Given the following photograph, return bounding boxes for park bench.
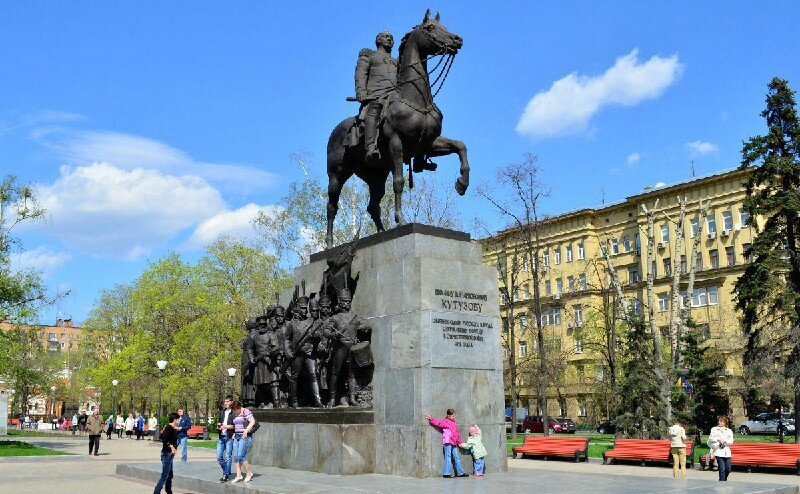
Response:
[512,436,590,462]
[700,443,800,475]
[603,438,694,468]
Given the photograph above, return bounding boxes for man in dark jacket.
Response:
[86,409,104,456]
[175,408,192,462]
[215,396,235,482]
[154,412,179,494]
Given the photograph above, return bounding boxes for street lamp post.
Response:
[155,360,168,441]
[227,367,237,397]
[112,379,119,418]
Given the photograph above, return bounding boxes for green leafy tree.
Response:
[735,77,800,439]
[615,314,666,438]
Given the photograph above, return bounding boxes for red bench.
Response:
[603,438,694,468]
[700,443,800,475]
[512,436,590,462]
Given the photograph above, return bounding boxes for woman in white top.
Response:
[124,413,135,439]
[667,420,687,479]
[148,415,158,441]
[707,415,734,481]
[115,414,125,438]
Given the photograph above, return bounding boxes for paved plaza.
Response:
[2,434,798,494]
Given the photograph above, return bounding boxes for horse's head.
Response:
[402,9,463,59]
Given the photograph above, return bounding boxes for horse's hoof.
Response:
[455,178,468,196]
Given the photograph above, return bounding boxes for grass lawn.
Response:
[507,433,796,461]
[7,429,70,438]
[188,440,217,449]
[0,440,68,457]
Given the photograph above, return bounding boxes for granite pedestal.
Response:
[250,225,507,477]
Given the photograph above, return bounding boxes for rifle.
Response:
[278,317,323,377]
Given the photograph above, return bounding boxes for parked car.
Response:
[518,416,574,434]
[596,419,616,435]
[186,424,208,439]
[554,417,577,434]
[737,412,796,435]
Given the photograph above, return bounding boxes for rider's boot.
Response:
[364,111,380,161]
[413,155,438,173]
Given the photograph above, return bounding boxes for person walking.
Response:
[215,396,235,482]
[125,413,135,439]
[136,413,145,440]
[71,413,79,435]
[116,413,125,438]
[148,414,159,441]
[708,415,734,481]
[668,419,687,479]
[229,402,255,483]
[175,408,192,462]
[78,411,88,436]
[153,412,179,494]
[105,414,115,440]
[424,409,469,478]
[86,409,104,456]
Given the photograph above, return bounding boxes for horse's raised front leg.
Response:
[427,136,470,196]
[387,133,406,226]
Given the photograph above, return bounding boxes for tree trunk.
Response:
[679,200,709,365]
[668,197,687,368]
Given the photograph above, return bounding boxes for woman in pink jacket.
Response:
[424,409,468,478]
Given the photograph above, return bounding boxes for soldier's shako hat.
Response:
[319,294,332,307]
[308,299,320,311]
[297,295,310,307]
[246,317,257,329]
[274,305,285,315]
[256,315,269,325]
[339,288,353,302]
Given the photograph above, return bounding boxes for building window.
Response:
[743,243,752,263]
[503,347,509,358]
[658,293,669,312]
[547,337,563,352]
[523,283,531,299]
[650,260,657,278]
[634,234,641,253]
[554,247,561,265]
[574,338,584,354]
[722,211,733,231]
[576,364,585,380]
[707,215,717,235]
[512,288,519,301]
[628,267,640,284]
[500,288,509,303]
[726,246,735,266]
[543,250,550,267]
[663,258,672,277]
[579,274,587,290]
[578,242,585,260]
[695,252,703,271]
[545,280,552,295]
[661,224,670,243]
[622,235,632,252]
[542,307,563,326]
[519,314,528,330]
[699,323,711,340]
[566,244,573,262]
[574,304,583,323]
[690,218,700,238]
[567,275,575,292]
[680,255,687,274]
[611,238,619,255]
[519,341,527,358]
[690,286,719,307]
[739,209,750,228]
[556,278,563,295]
[631,299,642,316]
[596,364,606,382]
[502,317,509,333]
[710,249,719,269]
[578,398,587,417]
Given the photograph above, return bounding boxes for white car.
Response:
[737,412,795,435]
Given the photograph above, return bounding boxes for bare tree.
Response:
[478,154,551,435]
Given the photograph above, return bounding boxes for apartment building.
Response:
[483,168,756,424]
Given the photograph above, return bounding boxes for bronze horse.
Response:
[325,11,470,249]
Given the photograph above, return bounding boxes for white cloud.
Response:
[36,162,226,259]
[0,110,84,137]
[186,203,282,248]
[686,140,719,156]
[516,49,684,139]
[626,152,641,165]
[32,127,278,192]
[11,246,72,275]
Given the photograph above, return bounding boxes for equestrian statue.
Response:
[326,10,469,249]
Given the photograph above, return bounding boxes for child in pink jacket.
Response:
[424,408,468,477]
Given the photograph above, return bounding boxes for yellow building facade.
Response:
[483,168,756,425]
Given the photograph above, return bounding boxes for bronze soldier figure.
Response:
[252,314,282,408]
[283,296,324,407]
[240,317,258,407]
[317,295,333,394]
[324,288,371,407]
[354,31,397,161]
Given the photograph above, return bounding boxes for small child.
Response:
[424,409,469,478]
[460,425,487,476]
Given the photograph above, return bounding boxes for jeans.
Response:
[442,443,465,476]
[88,435,100,455]
[216,435,233,477]
[233,434,252,463]
[178,437,188,462]
[153,452,174,494]
[473,457,485,475]
[717,456,731,481]
[670,446,687,478]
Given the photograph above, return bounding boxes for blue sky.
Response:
[2,1,799,323]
